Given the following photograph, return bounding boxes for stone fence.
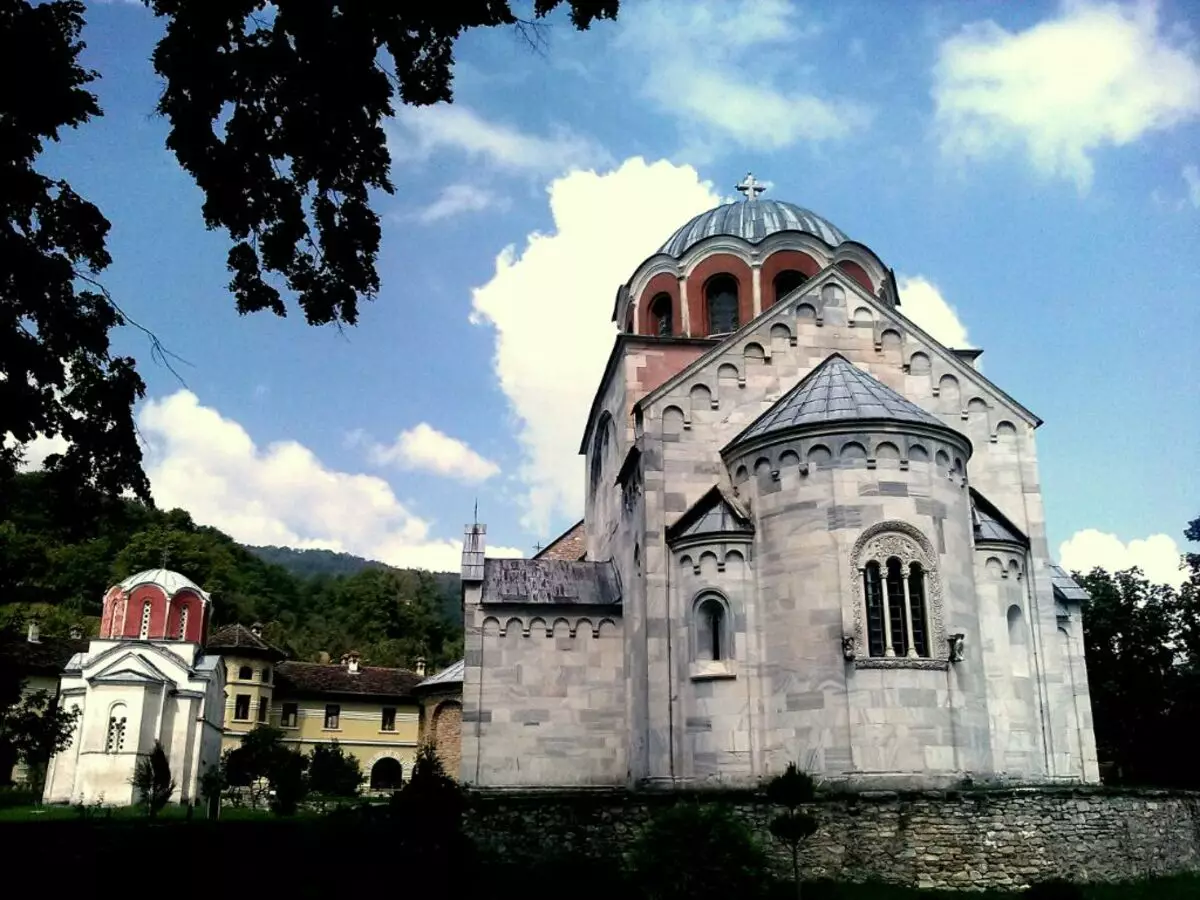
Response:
[463,786,1200,891]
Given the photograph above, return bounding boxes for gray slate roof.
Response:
[659,199,849,258]
[482,558,621,607]
[1049,565,1090,602]
[417,659,464,689]
[667,486,754,543]
[732,353,947,447]
[970,489,1028,546]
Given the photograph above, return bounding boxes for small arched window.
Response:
[238,665,253,681]
[138,600,152,639]
[695,595,728,662]
[863,562,885,657]
[908,563,929,658]
[177,604,189,640]
[650,293,673,336]
[106,704,127,753]
[706,275,739,335]
[773,269,809,304]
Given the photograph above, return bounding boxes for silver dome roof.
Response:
[659,199,849,258]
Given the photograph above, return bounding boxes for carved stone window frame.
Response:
[850,521,948,670]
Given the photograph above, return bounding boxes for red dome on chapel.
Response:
[98,568,212,644]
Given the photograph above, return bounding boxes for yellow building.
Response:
[207,624,424,790]
[0,622,87,786]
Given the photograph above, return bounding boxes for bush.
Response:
[626,801,771,900]
[130,741,175,818]
[0,787,38,809]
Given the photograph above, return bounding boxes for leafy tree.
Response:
[131,739,175,817]
[626,802,770,900]
[392,742,464,851]
[224,724,287,809]
[0,686,80,791]
[3,0,619,504]
[268,748,309,817]
[766,763,819,900]
[307,740,361,798]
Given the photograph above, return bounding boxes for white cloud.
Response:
[1059,529,1186,588]
[364,423,500,484]
[1184,164,1200,208]
[934,1,1200,189]
[3,432,71,472]
[415,184,506,223]
[896,275,972,349]
[615,0,870,151]
[469,157,721,533]
[389,104,610,176]
[139,391,521,571]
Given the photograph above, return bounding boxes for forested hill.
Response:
[0,472,463,670]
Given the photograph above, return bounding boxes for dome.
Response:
[660,198,849,259]
[117,568,210,600]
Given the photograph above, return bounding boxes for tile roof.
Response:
[206,623,287,660]
[274,660,423,700]
[730,354,950,448]
[417,659,464,689]
[1049,565,1090,603]
[659,199,849,258]
[534,519,587,561]
[118,568,210,600]
[482,558,621,607]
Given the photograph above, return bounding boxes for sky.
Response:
[15,0,1200,584]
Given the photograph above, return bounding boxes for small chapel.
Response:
[42,568,226,806]
[461,176,1100,791]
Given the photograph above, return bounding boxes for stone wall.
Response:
[463,787,1200,891]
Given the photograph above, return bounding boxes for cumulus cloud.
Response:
[1059,529,1186,588]
[361,423,500,484]
[389,104,610,177]
[615,0,870,151]
[139,391,521,571]
[3,432,70,472]
[934,1,1200,189]
[414,184,507,223]
[469,158,720,533]
[1184,165,1200,208]
[896,275,972,349]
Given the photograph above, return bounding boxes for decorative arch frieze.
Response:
[483,614,618,640]
[849,521,948,669]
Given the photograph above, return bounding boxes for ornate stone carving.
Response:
[849,521,947,666]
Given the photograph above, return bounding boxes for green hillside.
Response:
[0,472,462,669]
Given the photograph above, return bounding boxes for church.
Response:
[461,177,1100,791]
[42,568,225,806]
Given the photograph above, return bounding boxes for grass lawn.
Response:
[0,802,276,822]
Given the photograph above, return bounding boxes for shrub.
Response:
[130,740,175,817]
[626,801,771,900]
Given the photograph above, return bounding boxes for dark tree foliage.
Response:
[307,740,361,798]
[766,763,819,900]
[2,0,618,505]
[1,1,148,501]
[1076,514,1200,788]
[131,739,176,817]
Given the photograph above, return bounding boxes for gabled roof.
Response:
[481,558,621,607]
[1049,565,1090,603]
[727,353,958,452]
[417,659,464,690]
[666,486,753,544]
[534,520,587,561]
[207,624,288,661]
[970,488,1029,547]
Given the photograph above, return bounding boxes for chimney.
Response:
[250,621,264,638]
[26,620,40,644]
[69,625,82,640]
[415,657,427,677]
[344,651,361,674]
[462,523,487,584]
[317,651,331,664]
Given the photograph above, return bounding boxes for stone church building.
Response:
[462,178,1099,791]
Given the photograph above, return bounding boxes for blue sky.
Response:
[22,0,1200,581]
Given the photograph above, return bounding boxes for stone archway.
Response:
[369,756,403,790]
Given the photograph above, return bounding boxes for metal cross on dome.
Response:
[736,172,766,202]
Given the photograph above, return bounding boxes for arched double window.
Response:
[773,269,809,305]
[705,275,739,335]
[694,593,730,662]
[106,703,128,753]
[863,557,930,659]
[650,293,673,336]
